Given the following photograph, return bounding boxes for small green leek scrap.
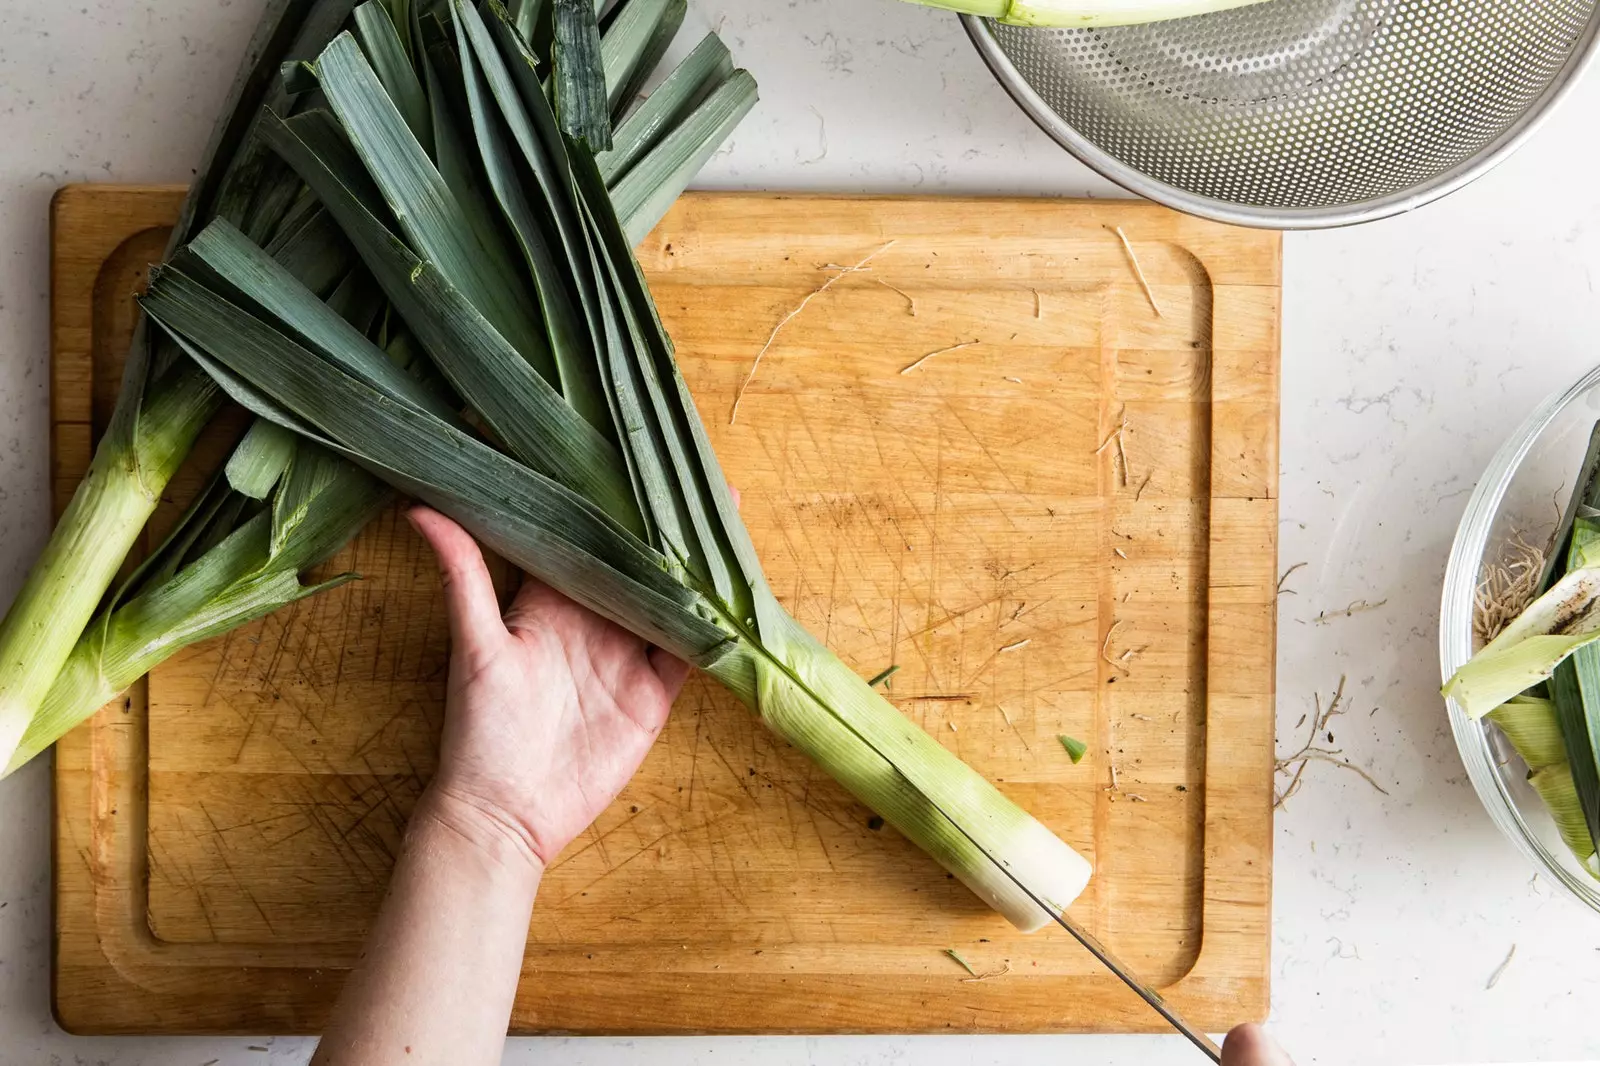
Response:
[944,948,978,976]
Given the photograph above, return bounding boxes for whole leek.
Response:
[143,0,1093,928]
[0,0,365,770]
[0,0,753,778]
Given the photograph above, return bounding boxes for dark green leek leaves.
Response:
[598,0,685,120]
[0,0,369,773]
[353,0,433,147]
[316,32,554,378]
[551,0,610,150]
[610,68,755,246]
[598,32,732,185]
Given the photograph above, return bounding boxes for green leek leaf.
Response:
[551,0,610,151]
[507,0,545,43]
[353,0,434,150]
[598,0,685,121]
[1487,695,1568,771]
[598,32,731,185]
[610,68,756,247]
[187,220,465,424]
[452,0,607,429]
[224,420,298,499]
[315,32,555,380]
[1058,734,1088,764]
[254,115,641,527]
[139,279,722,657]
[1529,762,1598,862]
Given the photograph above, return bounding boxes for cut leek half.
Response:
[900,0,1272,28]
[0,0,750,779]
[144,0,1094,929]
[1442,566,1600,718]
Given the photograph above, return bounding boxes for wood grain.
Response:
[51,184,1281,1035]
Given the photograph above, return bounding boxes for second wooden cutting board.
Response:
[52,185,1280,1035]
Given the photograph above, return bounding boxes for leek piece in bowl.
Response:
[1441,366,1600,912]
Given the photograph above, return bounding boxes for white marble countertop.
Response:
[6,1,1600,1063]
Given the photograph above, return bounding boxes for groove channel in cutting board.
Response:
[52,185,1279,1035]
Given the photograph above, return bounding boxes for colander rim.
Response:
[961,9,1600,230]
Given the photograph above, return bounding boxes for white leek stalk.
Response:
[737,616,1090,929]
[0,400,208,764]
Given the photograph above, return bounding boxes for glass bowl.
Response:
[1441,363,1600,913]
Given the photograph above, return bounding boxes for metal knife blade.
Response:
[1034,903,1222,1062]
[913,797,1223,1058]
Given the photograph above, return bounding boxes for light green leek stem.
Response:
[707,605,1092,931]
[7,643,120,774]
[904,0,1271,27]
[0,364,220,769]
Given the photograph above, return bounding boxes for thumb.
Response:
[407,505,506,650]
[1222,1024,1293,1066]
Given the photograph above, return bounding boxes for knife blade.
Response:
[913,793,1223,1059]
[1034,902,1222,1062]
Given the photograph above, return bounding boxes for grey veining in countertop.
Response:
[7,1,1600,1063]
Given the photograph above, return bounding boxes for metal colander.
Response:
[963,0,1600,228]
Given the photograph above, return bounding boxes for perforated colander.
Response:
[963,0,1600,228]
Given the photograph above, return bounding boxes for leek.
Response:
[0,0,368,771]
[7,441,385,774]
[143,0,1094,928]
[899,0,1272,28]
[0,0,748,777]
[1441,566,1600,718]
[1551,514,1600,858]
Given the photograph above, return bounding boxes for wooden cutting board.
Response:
[50,184,1280,1035]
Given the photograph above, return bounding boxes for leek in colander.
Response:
[898,0,1271,28]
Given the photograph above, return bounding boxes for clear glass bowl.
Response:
[1442,364,1600,912]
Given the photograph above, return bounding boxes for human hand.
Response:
[406,506,691,871]
[1222,1023,1294,1066]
